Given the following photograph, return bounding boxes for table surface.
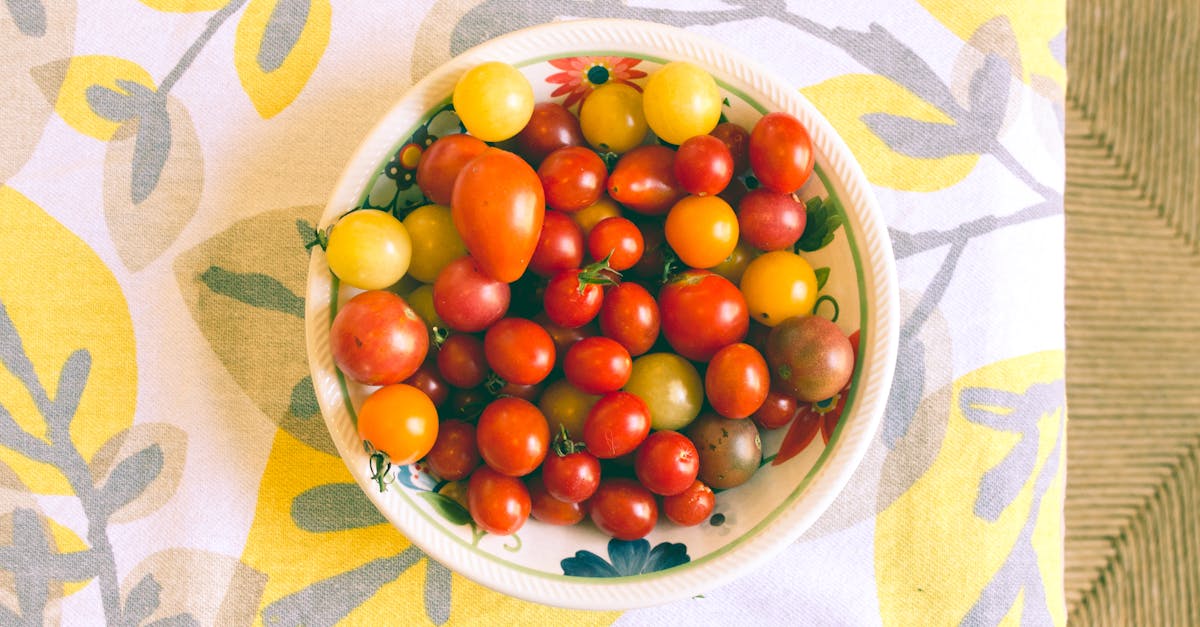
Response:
[0,2,1066,625]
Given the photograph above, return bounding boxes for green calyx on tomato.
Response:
[552,423,585,457]
[574,253,621,295]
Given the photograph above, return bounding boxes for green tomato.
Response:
[538,378,600,440]
[623,352,703,431]
[642,61,722,145]
[580,83,648,154]
[406,284,444,331]
[452,61,534,142]
[325,209,411,290]
[402,204,467,283]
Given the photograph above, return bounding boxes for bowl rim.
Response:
[305,17,899,610]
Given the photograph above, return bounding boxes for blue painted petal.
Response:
[643,542,690,573]
[607,538,650,576]
[561,550,619,578]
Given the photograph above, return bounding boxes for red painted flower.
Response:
[546,56,648,109]
[773,330,860,466]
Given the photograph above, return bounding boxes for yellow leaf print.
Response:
[802,75,980,192]
[234,0,331,119]
[0,187,137,495]
[50,55,157,141]
[137,0,227,11]
[875,351,1066,626]
[918,0,1066,88]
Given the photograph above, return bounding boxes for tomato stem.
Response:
[575,254,621,294]
[552,423,584,456]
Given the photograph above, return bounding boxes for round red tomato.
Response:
[626,219,667,282]
[586,216,644,271]
[539,146,607,213]
[403,361,450,407]
[705,343,770,419]
[674,134,733,196]
[583,391,651,458]
[658,270,748,362]
[607,145,686,216]
[416,133,488,205]
[436,333,489,389]
[749,112,814,193]
[589,478,658,540]
[529,210,584,278]
[751,387,800,430]
[468,465,530,535]
[484,318,556,385]
[737,189,806,251]
[515,102,585,166]
[563,336,632,394]
[710,122,751,174]
[423,419,479,481]
[662,479,715,526]
[452,148,545,282]
[432,256,510,332]
[331,290,429,386]
[634,430,699,496]
[476,397,549,477]
[527,475,586,526]
[598,282,660,356]
[543,261,617,328]
[541,447,601,503]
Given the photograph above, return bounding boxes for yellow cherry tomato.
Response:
[402,204,466,283]
[325,209,412,290]
[358,384,439,466]
[579,83,648,154]
[664,195,739,269]
[406,284,445,331]
[571,195,622,236]
[538,379,600,440]
[739,250,818,326]
[453,62,534,142]
[642,61,723,145]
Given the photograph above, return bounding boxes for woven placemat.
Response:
[1065,0,1200,623]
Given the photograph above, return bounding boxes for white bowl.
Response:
[306,18,898,610]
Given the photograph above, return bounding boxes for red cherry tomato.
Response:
[598,282,660,357]
[583,391,651,458]
[533,312,597,356]
[515,102,586,167]
[543,261,618,328]
[529,210,585,278]
[539,146,607,213]
[432,256,510,332]
[607,145,686,216]
[705,343,770,419]
[468,465,531,535]
[751,387,800,430]
[476,397,550,477]
[330,291,429,386]
[674,134,733,196]
[424,419,480,481]
[586,216,644,271]
[528,475,586,526]
[657,270,749,362]
[541,446,601,503]
[403,361,450,407]
[495,380,546,404]
[737,189,807,251]
[710,122,751,175]
[662,479,715,526]
[563,336,632,394]
[416,133,488,205]
[589,478,658,540]
[446,386,490,421]
[451,148,545,282]
[634,430,700,496]
[436,333,489,389]
[484,318,556,385]
[626,219,668,282]
[749,112,815,193]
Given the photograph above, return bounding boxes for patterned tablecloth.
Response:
[0,1,1066,624]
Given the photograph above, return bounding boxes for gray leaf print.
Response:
[5,0,45,37]
[861,113,982,158]
[424,560,452,625]
[47,349,89,432]
[260,547,424,627]
[290,483,387,532]
[85,85,139,124]
[98,444,164,517]
[131,100,171,205]
[122,573,162,627]
[965,53,1012,136]
[258,0,308,73]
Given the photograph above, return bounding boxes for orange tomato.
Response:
[664,195,739,268]
[357,384,438,465]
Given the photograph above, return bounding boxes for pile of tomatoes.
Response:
[323,60,856,541]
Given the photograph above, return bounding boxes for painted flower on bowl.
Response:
[561,538,689,577]
[546,56,647,109]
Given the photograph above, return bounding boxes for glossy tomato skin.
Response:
[416,134,489,205]
[476,397,550,477]
[515,102,585,166]
[331,291,429,386]
[583,391,651,458]
[436,333,488,389]
[749,112,815,193]
[705,343,770,419]
[541,449,601,503]
[432,256,510,332]
[468,465,531,535]
[483,318,556,385]
[664,195,739,269]
[710,122,751,174]
[658,270,749,362]
[740,251,818,327]
[529,210,584,278]
[543,268,609,328]
[538,379,600,440]
[563,336,632,394]
[533,312,596,357]
[686,412,762,489]
[539,146,607,213]
[357,384,438,466]
[674,135,734,196]
[598,282,660,356]
[452,148,545,282]
[626,220,668,282]
[662,480,715,526]
[528,475,586,526]
[607,145,686,216]
[751,387,800,430]
[424,419,480,481]
[589,478,658,540]
[765,315,855,402]
[404,361,450,407]
[624,353,704,431]
[586,216,644,271]
[737,189,807,251]
[634,430,700,496]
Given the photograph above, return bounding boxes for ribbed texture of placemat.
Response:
[1065,0,1200,622]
